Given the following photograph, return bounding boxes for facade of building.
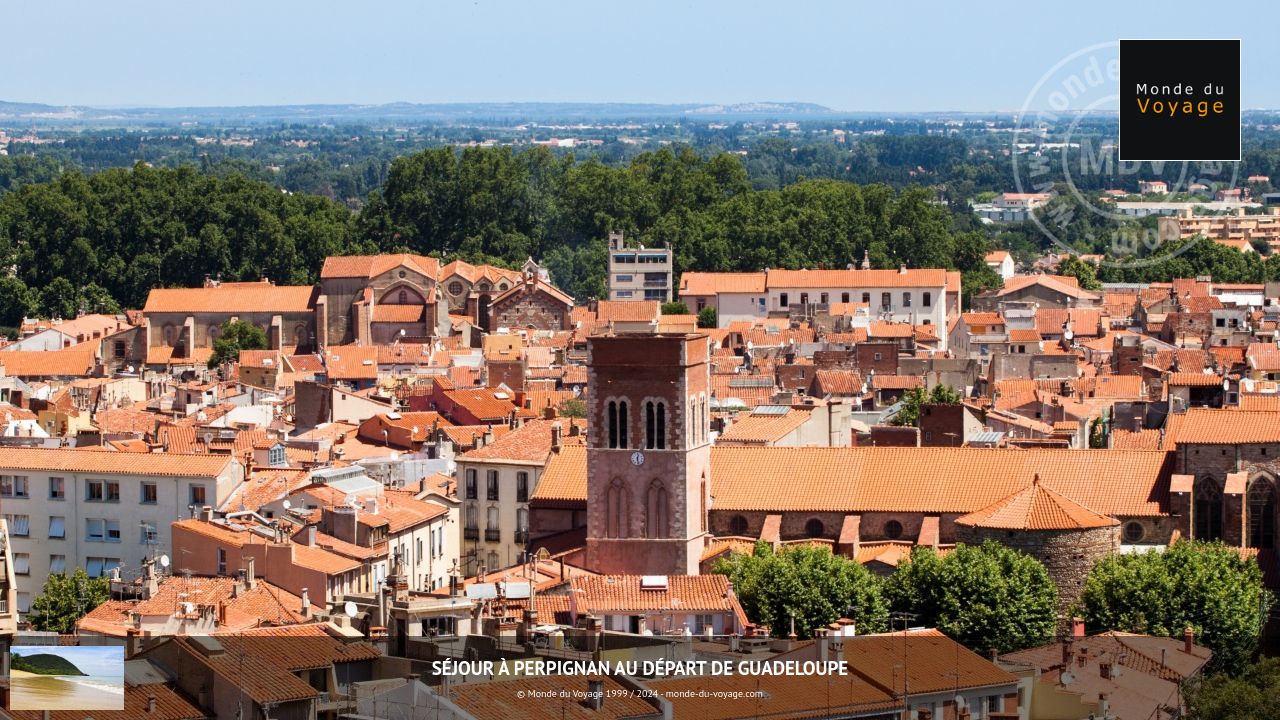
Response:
[607,231,673,302]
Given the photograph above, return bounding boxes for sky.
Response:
[9,0,1279,111]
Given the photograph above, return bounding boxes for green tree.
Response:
[38,277,79,319]
[0,276,34,329]
[29,568,111,634]
[697,306,717,329]
[1056,255,1104,290]
[1185,657,1280,720]
[885,542,1058,653]
[714,542,888,639]
[208,319,268,368]
[890,383,963,427]
[660,301,689,315]
[1081,541,1273,673]
[557,397,587,418]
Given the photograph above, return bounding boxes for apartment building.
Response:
[0,448,243,614]
[606,231,673,302]
[1157,206,1280,251]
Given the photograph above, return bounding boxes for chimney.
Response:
[815,628,829,660]
[201,505,213,522]
[1184,626,1194,654]
[306,525,317,547]
[217,601,228,627]
[1072,617,1085,638]
[543,405,557,420]
[1062,637,1074,665]
[301,588,311,618]
[586,679,604,710]
[244,558,256,590]
[370,497,380,515]
[551,423,562,453]
[1098,692,1110,718]
[898,264,907,274]
[146,695,157,714]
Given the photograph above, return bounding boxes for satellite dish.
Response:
[344,601,358,618]
[181,602,195,614]
[1064,330,1074,341]
[159,554,170,568]
[282,499,292,510]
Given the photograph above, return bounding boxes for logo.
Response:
[1119,39,1240,161]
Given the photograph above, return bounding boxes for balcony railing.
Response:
[464,527,480,541]
[514,530,529,544]
[485,528,501,543]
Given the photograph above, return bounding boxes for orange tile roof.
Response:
[1237,394,1280,412]
[443,387,519,422]
[962,312,1005,326]
[998,274,1099,300]
[459,418,587,462]
[766,268,949,289]
[1173,408,1280,444]
[1008,328,1043,342]
[1037,308,1105,336]
[93,407,163,436]
[955,476,1119,530]
[813,369,863,396]
[439,423,513,448]
[320,253,440,279]
[324,345,379,380]
[490,277,575,307]
[571,574,743,614]
[370,304,426,323]
[679,272,768,295]
[868,321,915,338]
[594,300,660,322]
[535,445,1171,517]
[718,408,812,444]
[1110,428,1163,450]
[0,447,232,477]
[0,346,98,377]
[840,634,1018,695]
[143,282,315,313]
[986,250,1011,262]
[871,374,924,390]
[1168,371,1224,387]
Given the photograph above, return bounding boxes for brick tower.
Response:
[584,331,712,575]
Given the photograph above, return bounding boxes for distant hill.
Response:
[0,100,839,126]
[11,652,87,676]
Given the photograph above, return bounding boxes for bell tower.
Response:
[585,331,712,575]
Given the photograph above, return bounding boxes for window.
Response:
[486,551,499,572]
[417,538,423,565]
[645,400,666,449]
[884,520,904,539]
[902,292,912,307]
[1,475,28,498]
[861,292,870,304]
[923,292,932,307]
[1123,522,1145,543]
[799,293,809,305]
[269,446,285,466]
[105,519,121,543]
[607,400,629,449]
[465,504,478,529]
[49,555,66,574]
[86,480,104,501]
[841,292,850,303]
[114,340,126,356]
[486,506,499,535]
[486,470,499,501]
[217,548,226,576]
[13,553,29,575]
[48,516,65,539]
[141,525,158,544]
[880,292,891,308]
[819,293,828,304]
[615,274,633,283]
[606,478,629,538]
[49,477,65,500]
[106,481,120,502]
[779,293,789,308]
[646,480,669,539]
[189,484,206,506]
[1247,477,1276,549]
[5,514,28,537]
[516,472,529,502]
[616,290,633,298]
[729,515,749,535]
[86,518,105,541]
[804,518,825,538]
[1195,477,1224,541]
[141,482,158,504]
[465,469,478,500]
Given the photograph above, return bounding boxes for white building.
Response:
[0,448,243,616]
[985,250,1016,281]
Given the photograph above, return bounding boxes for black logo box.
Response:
[1119,39,1240,162]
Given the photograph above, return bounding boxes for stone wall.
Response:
[956,524,1120,616]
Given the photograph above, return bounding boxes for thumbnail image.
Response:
[8,646,125,711]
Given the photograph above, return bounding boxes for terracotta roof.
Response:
[92,407,163,436]
[324,346,379,381]
[0,447,232,477]
[490,277,575,308]
[955,476,1119,530]
[718,408,812,444]
[594,300,660,322]
[986,250,1012,262]
[840,634,1018,695]
[962,312,1004,326]
[459,418,586,462]
[766,268,949,289]
[238,349,281,369]
[371,304,425,323]
[1037,308,1105,337]
[320,253,440,279]
[998,274,1100,300]
[679,272,768,295]
[0,347,97,377]
[535,446,1171,517]
[813,369,863,396]
[570,574,742,614]
[1237,394,1280,412]
[143,282,315,313]
[1008,328,1043,342]
[442,387,519,422]
[1111,428,1163,450]
[1168,371,1223,387]
[439,424,513,448]
[868,321,915,338]
[871,374,924,390]
[1173,408,1280,444]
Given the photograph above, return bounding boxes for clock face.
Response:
[630,451,645,466]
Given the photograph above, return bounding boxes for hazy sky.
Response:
[10,0,1277,110]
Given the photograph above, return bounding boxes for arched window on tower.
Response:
[646,480,669,539]
[1247,476,1277,549]
[606,478,629,538]
[398,289,409,303]
[618,400,628,448]
[645,401,666,449]
[1195,476,1224,541]
[607,401,617,448]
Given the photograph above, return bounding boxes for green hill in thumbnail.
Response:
[10,653,87,676]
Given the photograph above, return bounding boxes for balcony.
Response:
[485,528,501,543]
[514,530,529,544]
[464,527,480,541]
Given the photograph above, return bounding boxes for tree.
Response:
[660,301,689,315]
[697,306,717,328]
[1185,657,1280,720]
[208,319,268,368]
[890,383,964,427]
[714,542,888,639]
[557,397,587,418]
[1057,255,1104,290]
[0,276,34,329]
[885,542,1058,653]
[1081,541,1274,673]
[29,568,110,634]
[38,277,79,319]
